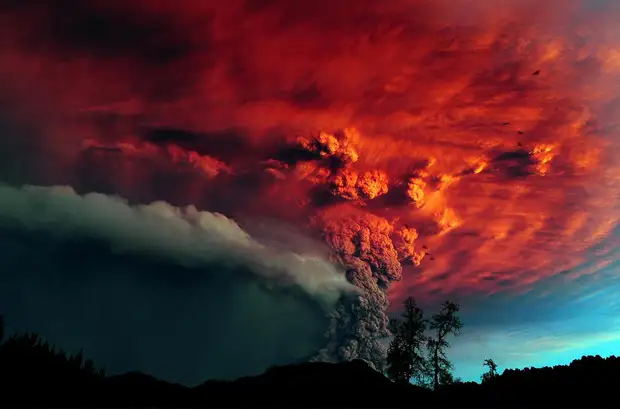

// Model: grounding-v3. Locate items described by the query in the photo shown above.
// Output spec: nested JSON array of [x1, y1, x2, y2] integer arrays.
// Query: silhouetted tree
[[386, 321, 411, 383], [0, 313, 4, 344], [386, 297, 429, 386], [481, 358, 498, 383], [427, 301, 462, 391]]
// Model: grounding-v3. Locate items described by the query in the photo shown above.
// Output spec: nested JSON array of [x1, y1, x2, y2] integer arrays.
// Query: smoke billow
[[311, 208, 408, 370], [0, 183, 356, 305]]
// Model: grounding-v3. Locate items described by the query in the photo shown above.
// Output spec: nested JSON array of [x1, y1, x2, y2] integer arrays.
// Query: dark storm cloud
[[0, 115, 42, 186], [0, 0, 195, 64], [140, 127, 256, 165], [490, 147, 539, 178]]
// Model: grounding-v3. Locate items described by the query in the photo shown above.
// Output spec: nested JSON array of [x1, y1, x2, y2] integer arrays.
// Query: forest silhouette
[[0, 307, 617, 408]]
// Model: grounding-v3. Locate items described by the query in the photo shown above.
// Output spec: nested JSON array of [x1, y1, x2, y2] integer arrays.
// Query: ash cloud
[[310, 208, 416, 370], [0, 184, 356, 304]]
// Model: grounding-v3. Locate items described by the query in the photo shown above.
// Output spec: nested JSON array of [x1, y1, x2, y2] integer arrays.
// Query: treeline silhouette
[[1, 312, 618, 407], [439, 355, 620, 407]]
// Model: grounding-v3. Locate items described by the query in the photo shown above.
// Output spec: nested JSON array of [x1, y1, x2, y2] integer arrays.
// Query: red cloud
[[0, 0, 619, 308]]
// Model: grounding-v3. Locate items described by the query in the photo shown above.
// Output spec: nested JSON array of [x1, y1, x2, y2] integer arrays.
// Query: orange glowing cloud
[[0, 0, 619, 306], [82, 139, 231, 178]]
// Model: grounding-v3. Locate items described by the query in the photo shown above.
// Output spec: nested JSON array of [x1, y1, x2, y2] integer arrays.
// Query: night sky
[[1, 0, 620, 386]]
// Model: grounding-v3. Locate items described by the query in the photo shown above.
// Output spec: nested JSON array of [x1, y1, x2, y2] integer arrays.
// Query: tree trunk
[[433, 345, 439, 391]]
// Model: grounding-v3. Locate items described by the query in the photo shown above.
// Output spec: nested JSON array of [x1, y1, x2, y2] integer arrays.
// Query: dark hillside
[[1, 329, 619, 407]]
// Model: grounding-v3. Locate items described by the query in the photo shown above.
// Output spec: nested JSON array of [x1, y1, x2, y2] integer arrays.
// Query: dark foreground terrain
[[0, 331, 618, 407]]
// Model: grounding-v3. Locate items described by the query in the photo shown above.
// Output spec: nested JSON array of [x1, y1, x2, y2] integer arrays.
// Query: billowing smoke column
[[311, 210, 402, 370], [292, 129, 429, 369]]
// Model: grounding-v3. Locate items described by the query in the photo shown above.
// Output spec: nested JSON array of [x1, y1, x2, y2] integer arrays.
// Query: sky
[[0, 0, 620, 385]]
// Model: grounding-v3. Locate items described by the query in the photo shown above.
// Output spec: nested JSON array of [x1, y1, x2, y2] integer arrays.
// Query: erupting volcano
[[1, 0, 620, 381]]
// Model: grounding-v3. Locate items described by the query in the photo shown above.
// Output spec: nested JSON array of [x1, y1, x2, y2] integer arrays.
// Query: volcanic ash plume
[[312, 209, 410, 370], [0, 184, 356, 305]]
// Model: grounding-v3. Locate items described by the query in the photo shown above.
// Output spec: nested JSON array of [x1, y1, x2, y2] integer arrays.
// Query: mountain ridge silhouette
[[0, 329, 617, 407]]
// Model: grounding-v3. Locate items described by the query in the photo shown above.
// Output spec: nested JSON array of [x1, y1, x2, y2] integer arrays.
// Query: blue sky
[[450, 257, 620, 381]]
